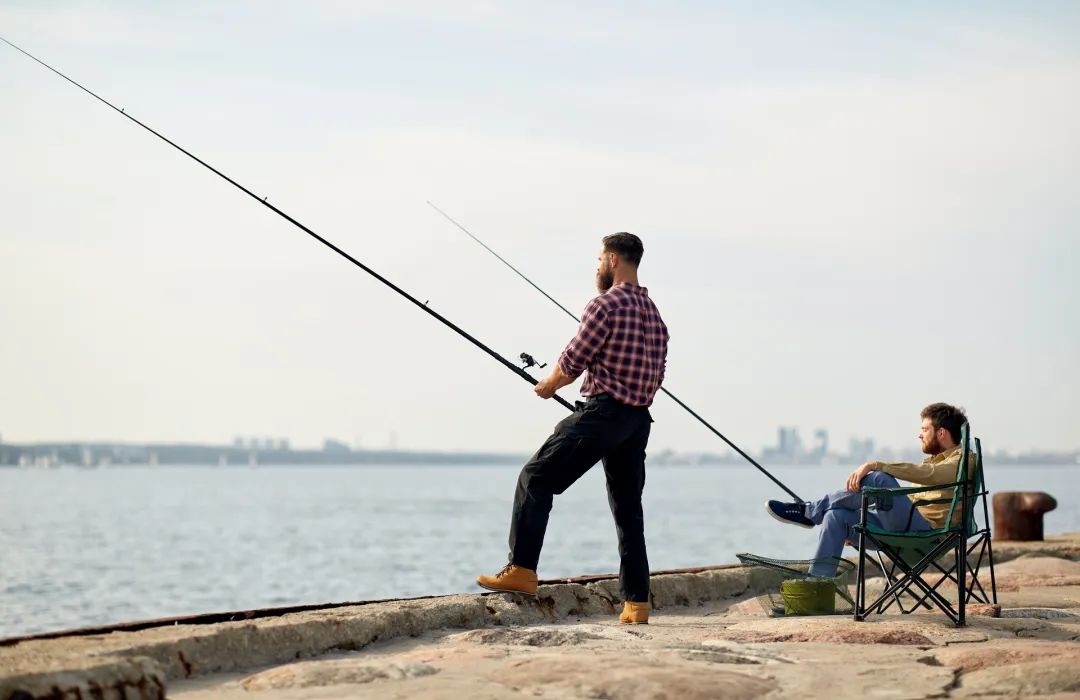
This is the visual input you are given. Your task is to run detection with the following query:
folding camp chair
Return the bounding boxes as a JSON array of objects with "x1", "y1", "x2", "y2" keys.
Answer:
[{"x1": 853, "y1": 423, "x2": 997, "y2": 626}]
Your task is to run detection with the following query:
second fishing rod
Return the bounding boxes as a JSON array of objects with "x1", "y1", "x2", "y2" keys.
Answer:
[{"x1": 427, "y1": 202, "x2": 805, "y2": 504}]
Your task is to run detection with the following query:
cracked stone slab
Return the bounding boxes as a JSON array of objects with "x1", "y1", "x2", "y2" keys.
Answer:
[
  {"x1": 169, "y1": 606, "x2": 1063, "y2": 700},
  {"x1": 450, "y1": 626, "x2": 607, "y2": 647},
  {"x1": 934, "y1": 639, "x2": 1080, "y2": 675},
  {"x1": 752, "y1": 643, "x2": 958, "y2": 700},
  {"x1": 993, "y1": 556, "x2": 1080, "y2": 577},
  {"x1": 685, "y1": 640, "x2": 797, "y2": 665},
  {"x1": 996, "y1": 585, "x2": 1080, "y2": 609},
  {"x1": 487, "y1": 652, "x2": 777, "y2": 700},
  {"x1": 660, "y1": 640, "x2": 797, "y2": 666},
  {"x1": 0, "y1": 656, "x2": 167, "y2": 700},
  {"x1": 991, "y1": 537, "x2": 1080, "y2": 564},
  {"x1": 241, "y1": 659, "x2": 438, "y2": 691},
  {"x1": 953, "y1": 659, "x2": 1080, "y2": 697},
  {"x1": 973, "y1": 616, "x2": 1080, "y2": 643},
  {"x1": 1000, "y1": 607, "x2": 1080, "y2": 620},
  {"x1": 715, "y1": 616, "x2": 993, "y2": 646}
]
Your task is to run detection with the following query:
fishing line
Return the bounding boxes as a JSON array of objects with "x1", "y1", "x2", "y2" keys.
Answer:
[
  {"x1": 427, "y1": 201, "x2": 805, "y2": 503},
  {"x1": 1, "y1": 36, "x2": 575, "y2": 413}
]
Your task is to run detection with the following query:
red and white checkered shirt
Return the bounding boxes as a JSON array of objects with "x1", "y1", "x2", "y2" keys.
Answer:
[{"x1": 558, "y1": 283, "x2": 669, "y2": 407}]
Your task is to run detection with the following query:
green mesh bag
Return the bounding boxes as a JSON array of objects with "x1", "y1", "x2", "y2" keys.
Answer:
[{"x1": 736, "y1": 553, "x2": 857, "y2": 617}]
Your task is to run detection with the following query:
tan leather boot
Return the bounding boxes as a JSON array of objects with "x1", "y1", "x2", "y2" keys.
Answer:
[
  {"x1": 476, "y1": 564, "x2": 538, "y2": 596},
  {"x1": 619, "y1": 601, "x2": 650, "y2": 624}
]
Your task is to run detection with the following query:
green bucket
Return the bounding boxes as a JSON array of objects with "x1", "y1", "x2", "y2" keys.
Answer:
[{"x1": 780, "y1": 578, "x2": 837, "y2": 615}]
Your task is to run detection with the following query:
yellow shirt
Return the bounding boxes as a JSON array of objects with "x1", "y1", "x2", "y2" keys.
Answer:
[{"x1": 879, "y1": 446, "x2": 975, "y2": 528}]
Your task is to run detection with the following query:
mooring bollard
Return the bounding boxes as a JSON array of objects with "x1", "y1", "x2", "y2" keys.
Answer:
[{"x1": 993, "y1": 491, "x2": 1057, "y2": 541}]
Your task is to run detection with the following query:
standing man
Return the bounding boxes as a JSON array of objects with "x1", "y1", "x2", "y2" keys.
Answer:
[{"x1": 477, "y1": 233, "x2": 669, "y2": 625}]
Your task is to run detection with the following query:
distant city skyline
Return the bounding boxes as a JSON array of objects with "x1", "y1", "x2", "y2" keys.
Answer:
[{"x1": 2, "y1": 426, "x2": 1076, "y2": 468}]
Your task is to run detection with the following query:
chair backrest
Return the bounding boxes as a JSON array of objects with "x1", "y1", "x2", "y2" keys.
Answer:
[
  {"x1": 970, "y1": 436, "x2": 989, "y2": 535},
  {"x1": 941, "y1": 423, "x2": 987, "y2": 535}
]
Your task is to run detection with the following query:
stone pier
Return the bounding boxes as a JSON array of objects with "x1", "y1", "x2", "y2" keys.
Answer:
[{"x1": 2, "y1": 533, "x2": 1079, "y2": 699}]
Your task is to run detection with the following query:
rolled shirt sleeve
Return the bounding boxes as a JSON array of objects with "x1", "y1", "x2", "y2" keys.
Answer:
[{"x1": 558, "y1": 298, "x2": 611, "y2": 379}]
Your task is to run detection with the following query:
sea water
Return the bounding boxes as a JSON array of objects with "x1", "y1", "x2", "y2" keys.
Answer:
[{"x1": 1, "y1": 463, "x2": 1076, "y2": 638}]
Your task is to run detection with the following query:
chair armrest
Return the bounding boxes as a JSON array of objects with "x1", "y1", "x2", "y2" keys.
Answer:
[{"x1": 860, "y1": 481, "x2": 964, "y2": 497}]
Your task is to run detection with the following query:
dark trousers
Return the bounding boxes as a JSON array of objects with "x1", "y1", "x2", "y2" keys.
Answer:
[{"x1": 508, "y1": 394, "x2": 653, "y2": 602}]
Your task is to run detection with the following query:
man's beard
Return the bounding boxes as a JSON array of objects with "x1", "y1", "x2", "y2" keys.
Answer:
[
  {"x1": 922, "y1": 435, "x2": 942, "y2": 454},
  {"x1": 596, "y1": 267, "x2": 614, "y2": 293}
]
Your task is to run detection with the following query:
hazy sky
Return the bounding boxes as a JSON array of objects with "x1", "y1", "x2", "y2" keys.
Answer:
[{"x1": 2, "y1": 2, "x2": 1078, "y2": 455}]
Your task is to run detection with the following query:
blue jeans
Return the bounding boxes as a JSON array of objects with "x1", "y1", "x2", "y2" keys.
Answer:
[{"x1": 807, "y1": 471, "x2": 931, "y2": 577}]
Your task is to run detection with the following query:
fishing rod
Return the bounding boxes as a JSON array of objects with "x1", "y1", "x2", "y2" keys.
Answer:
[
  {"x1": 1, "y1": 36, "x2": 575, "y2": 413},
  {"x1": 427, "y1": 201, "x2": 805, "y2": 503}
]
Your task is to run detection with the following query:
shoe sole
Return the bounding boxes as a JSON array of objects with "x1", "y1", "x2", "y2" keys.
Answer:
[
  {"x1": 620, "y1": 620, "x2": 649, "y2": 625},
  {"x1": 765, "y1": 503, "x2": 813, "y2": 529},
  {"x1": 477, "y1": 582, "x2": 538, "y2": 598}
]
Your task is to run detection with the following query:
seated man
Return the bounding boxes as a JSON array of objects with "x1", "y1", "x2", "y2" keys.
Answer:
[{"x1": 766, "y1": 402, "x2": 971, "y2": 577}]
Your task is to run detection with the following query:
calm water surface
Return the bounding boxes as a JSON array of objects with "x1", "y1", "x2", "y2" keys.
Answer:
[{"x1": 2, "y1": 463, "x2": 1077, "y2": 637}]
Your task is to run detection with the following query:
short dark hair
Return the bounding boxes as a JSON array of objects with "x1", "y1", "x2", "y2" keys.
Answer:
[
  {"x1": 602, "y1": 232, "x2": 644, "y2": 266},
  {"x1": 921, "y1": 402, "x2": 968, "y2": 444}
]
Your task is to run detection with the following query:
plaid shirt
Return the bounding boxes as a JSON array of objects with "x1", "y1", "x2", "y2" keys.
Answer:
[{"x1": 558, "y1": 283, "x2": 669, "y2": 407}]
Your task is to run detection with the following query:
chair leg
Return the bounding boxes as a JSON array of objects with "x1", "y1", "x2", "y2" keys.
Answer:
[
  {"x1": 855, "y1": 505, "x2": 869, "y2": 621},
  {"x1": 862, "y1": 535, "x2": 963, "y2": 625},
  {"x1": 957, "y1": 538, "x2": 967, "y2": 627},
  {"x1": 888, "y1": 561, "x2": 960, "y2": 622},
  {"x1": 965, "y1": 537, "x2": 991, "y2": 605},
  {"x1": 855, "y1": 544, "x2": 866, "y2": 621},
  {"x1": 875, "y1": 552, "x2": 905, "y2": 614},
  {"x1": 874, "y1": 551, "x2": 929, "y2": 614}
]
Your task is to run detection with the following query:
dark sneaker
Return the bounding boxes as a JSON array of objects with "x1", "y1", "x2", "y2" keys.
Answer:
[{"x1": 766, "y1": 500, "x2": 814, "y2": 528}]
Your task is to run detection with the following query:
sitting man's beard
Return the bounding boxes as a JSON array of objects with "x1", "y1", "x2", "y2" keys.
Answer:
[{"x1": 596, "y1": 267, "x2": 615, "y2": 293}]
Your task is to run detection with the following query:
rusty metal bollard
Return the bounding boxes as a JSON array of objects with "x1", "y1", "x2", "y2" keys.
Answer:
[{"x1": 993, "y1": 491, "x2": 1057, "y2": 541}]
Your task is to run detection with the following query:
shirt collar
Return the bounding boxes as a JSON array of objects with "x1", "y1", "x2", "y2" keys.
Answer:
[
  {"x1": 610, "y1": 282, "x2": 648, "y2": 295},
  {"x1": 928, "y1": 445, "x2": 962, "y2": 463}
]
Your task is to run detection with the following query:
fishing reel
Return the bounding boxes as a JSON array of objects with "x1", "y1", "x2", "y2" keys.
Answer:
[{"x1": 519, "y1": 353, "x2": 547, "y2": 371}]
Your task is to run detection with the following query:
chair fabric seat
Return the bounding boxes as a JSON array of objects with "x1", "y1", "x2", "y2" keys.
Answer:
[
  {"x1": 859, "y1": 518, "x2": 977, "y2": 539},
  {"x1": 860, "y1": 524, "x2": 953, "y2": 539}
]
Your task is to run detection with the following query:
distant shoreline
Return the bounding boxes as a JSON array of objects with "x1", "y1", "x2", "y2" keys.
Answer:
[
  {"x1": 1, "y1": 441, "x2": 1076, "y2": 468},
  {"x1": 0, "y1": 442, "x2": 520, "y2": 468}
]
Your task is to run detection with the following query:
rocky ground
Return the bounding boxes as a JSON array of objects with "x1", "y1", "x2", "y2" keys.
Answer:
[{"x1": 3, "y1": 535, "x2": 1079, "y2": 699}]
